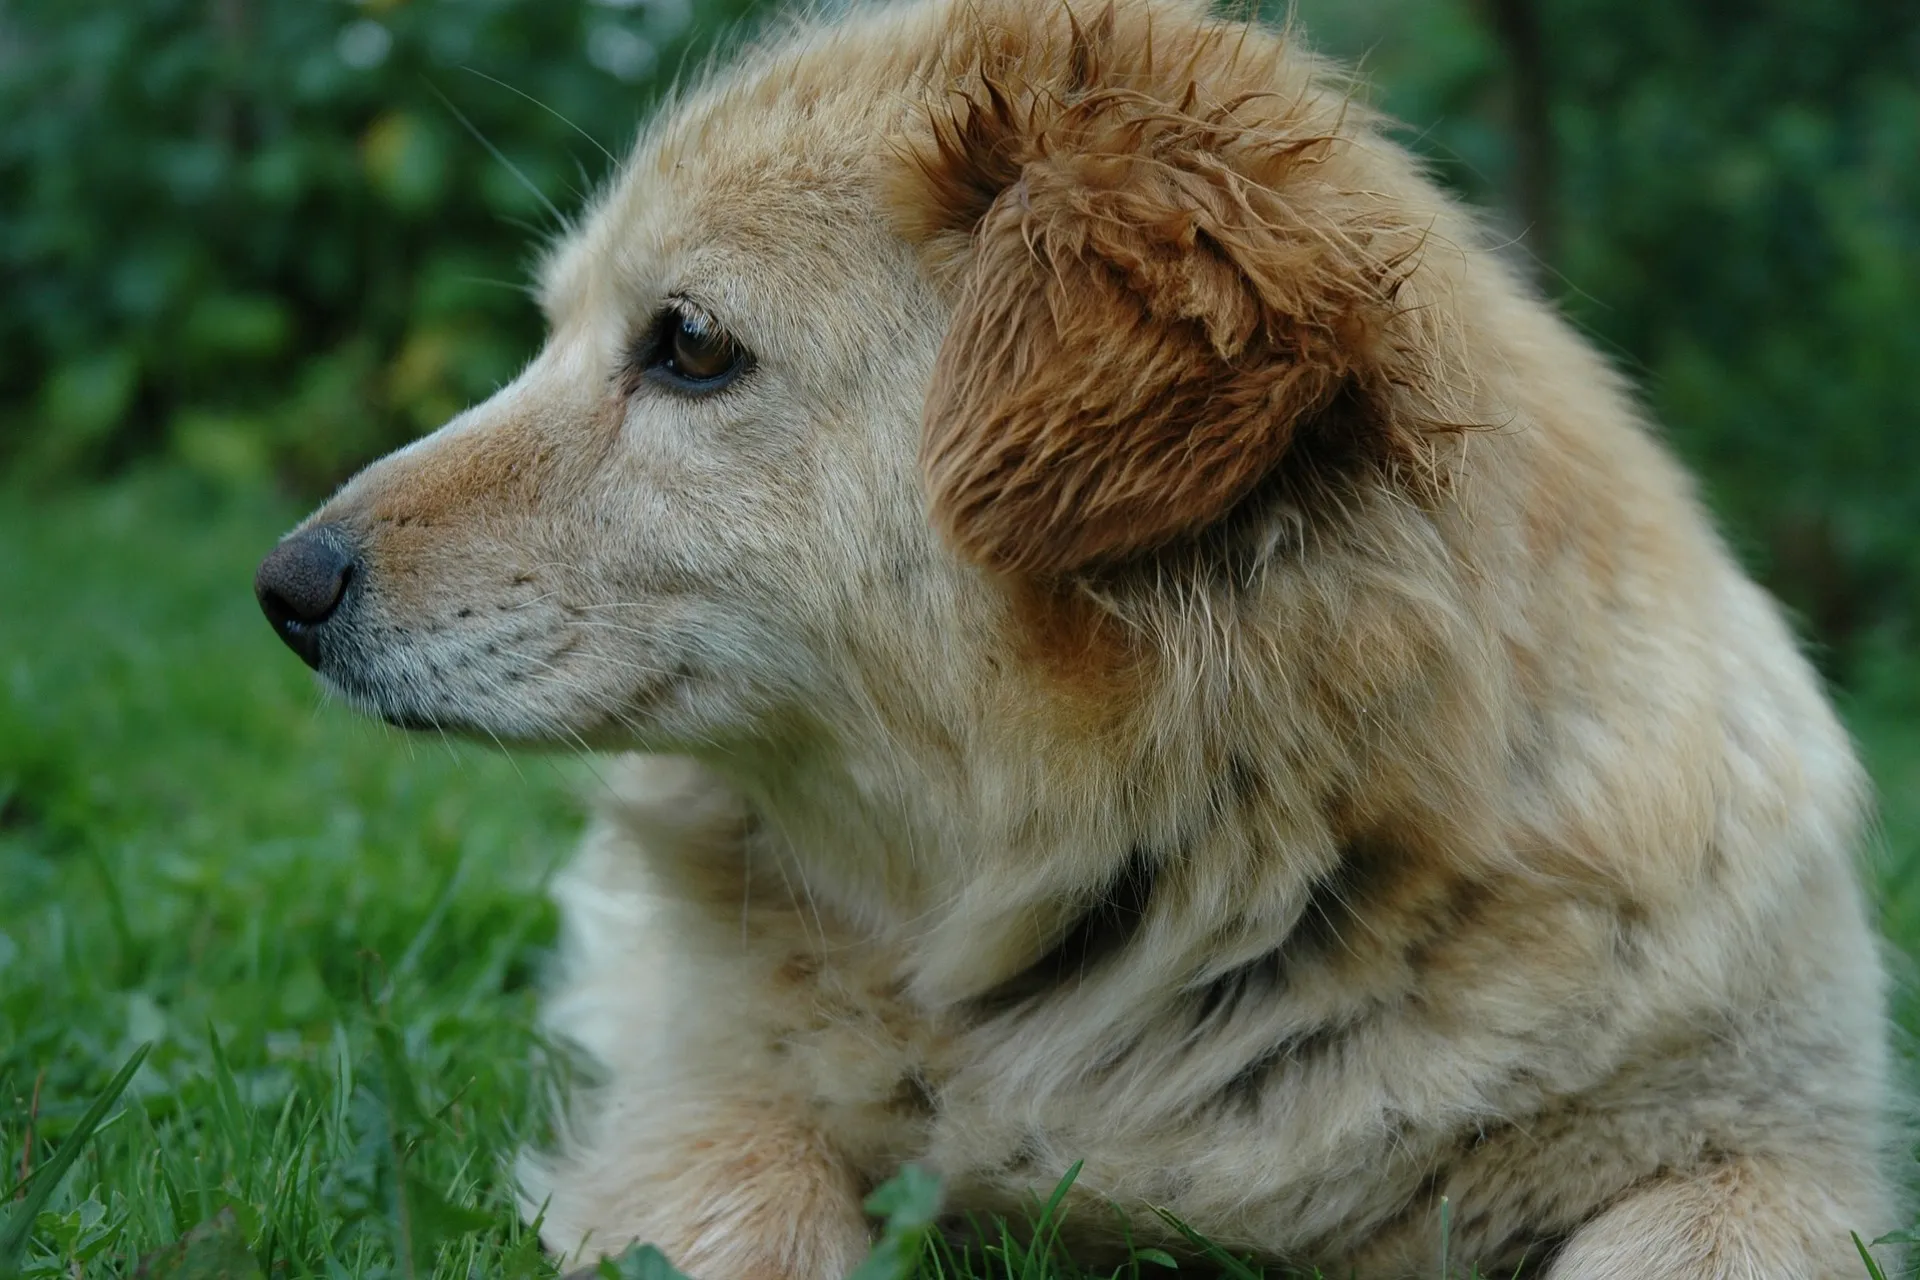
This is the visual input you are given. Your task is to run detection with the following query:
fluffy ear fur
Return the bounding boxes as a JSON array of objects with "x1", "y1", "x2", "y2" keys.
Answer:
[{"x1": 901, "y1": 2, "x2": 1452, "y2": 576}]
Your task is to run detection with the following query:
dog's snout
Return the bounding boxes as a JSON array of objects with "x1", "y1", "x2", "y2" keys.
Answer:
[{"x1": 255, "y1": 524, "x2": 358, "y2": 670}]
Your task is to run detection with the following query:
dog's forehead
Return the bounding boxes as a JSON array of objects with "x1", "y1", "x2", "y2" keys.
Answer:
[{"x1": 538, "y1": 6, "x2": 946, "y2": 328}]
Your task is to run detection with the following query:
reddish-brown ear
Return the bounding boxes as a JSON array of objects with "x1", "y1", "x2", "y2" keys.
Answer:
[{"x1": 907, "y1": 6, "x2": 1440, "y2": 576}]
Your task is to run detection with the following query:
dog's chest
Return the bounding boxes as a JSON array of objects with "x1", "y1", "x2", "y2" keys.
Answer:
[{"x1": 770, "y1": 942, "x2": 1451, "y2": 1261}]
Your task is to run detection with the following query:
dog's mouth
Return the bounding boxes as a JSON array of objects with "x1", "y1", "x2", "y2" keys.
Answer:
[
  {"x1": 320, "y1": 662, "x2": 446, "y2": 734},
  {"x1": 254, "y1": 524, "x2": 660, "y2": 744},
  {"x1": 313, "y1": 632, "x2": 655, "y2": 745},
  {"x1": 299, "y1": 622, "x2": 486, "y2": 736}
]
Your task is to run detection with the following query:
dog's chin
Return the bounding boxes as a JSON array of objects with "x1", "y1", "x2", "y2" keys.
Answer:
[
  {"x1": 373, "y1": 704, "x2": 451, "y2": 734},
  {"x1": 360, "y1": 693, "x2": 629, "y2": 750},
  {"x1": 322, "y1": 674, "x2": 496, "y2": 738},
  {"x1": 316, "y1": 661, "x2": 636, "y2": 749}
]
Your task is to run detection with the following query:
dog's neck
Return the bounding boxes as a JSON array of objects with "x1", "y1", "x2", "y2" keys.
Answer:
[{"x1": 698, "y1": 653, "x2": 1351, "y2": 1012}]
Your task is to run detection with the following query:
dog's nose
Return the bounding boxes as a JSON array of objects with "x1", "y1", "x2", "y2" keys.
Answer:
[{"x1": 255, "y1": 525, "x2": 358, "y2": 670}]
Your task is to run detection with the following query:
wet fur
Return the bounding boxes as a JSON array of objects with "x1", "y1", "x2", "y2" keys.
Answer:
[{"x1": 280, "y1": 0, "x2": 1897, "y2": 1274}]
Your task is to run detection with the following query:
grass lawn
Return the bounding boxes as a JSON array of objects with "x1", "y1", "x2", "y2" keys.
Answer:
[{"x1": 3, "y1": 469, "x2": 1917, "y2": 1278}]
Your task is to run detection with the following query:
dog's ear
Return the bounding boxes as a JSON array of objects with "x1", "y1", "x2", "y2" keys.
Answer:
[{"x1": 902, "y1": 5, "x2": 1451, "y2": 576}]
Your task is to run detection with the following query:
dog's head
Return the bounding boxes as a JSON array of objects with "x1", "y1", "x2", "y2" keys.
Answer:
[{"x1": 256, "y1": 0, "x2": 1471, "y2": 772}]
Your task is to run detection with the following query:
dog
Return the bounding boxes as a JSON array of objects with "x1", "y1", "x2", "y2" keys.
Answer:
[{"x1": 253, "y1": 0, "x2": 1898, "y2": 1274}]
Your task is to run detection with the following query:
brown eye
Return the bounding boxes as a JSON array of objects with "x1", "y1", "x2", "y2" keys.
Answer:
[{"x1": 647, "y1": 303, "x2": 748, "y2": 391}]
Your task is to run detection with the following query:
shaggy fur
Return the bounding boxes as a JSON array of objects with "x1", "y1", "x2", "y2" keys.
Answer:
[{"x1": 264, "y1": 0, "x2": 1897, "y2": 1275}]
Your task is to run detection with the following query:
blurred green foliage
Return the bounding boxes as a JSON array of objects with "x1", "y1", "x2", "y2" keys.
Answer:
[
  {"x1": 1, "y1": 0, "x2": 1915, "y2": 676},
  {"x1": 0, "y1": 0, "x2": 753, "y2": 492},
  {"x1": 1294, "y1": 0, "x2": 1920, "y2": 679}
]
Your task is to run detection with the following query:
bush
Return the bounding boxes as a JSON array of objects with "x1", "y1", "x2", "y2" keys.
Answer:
[
  {"x1": 0, "y1": 0, "x2": 757, "y2": 492},
  {"x1": 1295, "y1": 0, "x2": 1920, "y2": 677}
]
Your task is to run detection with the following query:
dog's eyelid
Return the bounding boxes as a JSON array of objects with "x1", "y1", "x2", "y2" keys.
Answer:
[{"x1": 668, "y1": 295, "x2": 719, "y2": 331}]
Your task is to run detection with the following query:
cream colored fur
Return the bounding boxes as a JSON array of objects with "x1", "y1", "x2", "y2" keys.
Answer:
[{"x1": 279, "y1": 0, "x2": 1898, "y2": 1274}]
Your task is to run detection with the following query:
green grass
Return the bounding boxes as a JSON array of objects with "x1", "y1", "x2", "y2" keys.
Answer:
[
  {"x1": 2, "y1": 470, "x2": 1915, "y2": 1277},
  {"x1": 0, "y1": 471, "x2": 583, "y2": 1276}
]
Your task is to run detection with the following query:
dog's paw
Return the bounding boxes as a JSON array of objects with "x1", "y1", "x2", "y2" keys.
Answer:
[
  {"x1": 557, "y1": 1226, "x2": 870, "y2": 1280},
  {"x1": 526, "y1": 1101, "x2": 873, "y2": 1280}
]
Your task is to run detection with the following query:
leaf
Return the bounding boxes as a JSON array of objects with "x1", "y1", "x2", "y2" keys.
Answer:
[
  {"x1": 583, "y1": 1242, "x2": 695, "y2": 1279},
  {"x1": 399, "y1": 1168, "x2": 495, "y2": 1275},
  {"x1": 846, "y1": 1166, "x2": 946, "y2": 1280},
  {"x1": 131, "y1": 1207, "x2": 265, "y2": 1280},
  {"x1": 862, "y1": 1164, "x2": 943, "y2": 1232},
  {"x1": 0, "y1": 1042, "x2": 149, "y2": 1274}
]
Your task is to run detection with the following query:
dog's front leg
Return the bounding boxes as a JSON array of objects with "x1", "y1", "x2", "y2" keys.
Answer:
[
  {"x1": 521, "y1": 757, "x2": 875, "y2": 1280},
  {"x1": 1544, "y1": 1152, "x2": 1892, "y2": 1280},
  {"x1": 534, "y1": 1086, "x2": 871, "y2": 1280}
]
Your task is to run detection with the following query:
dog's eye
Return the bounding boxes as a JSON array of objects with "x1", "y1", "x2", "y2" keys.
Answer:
[{"x1": 644, "y1": 303, "x2": 748, "y2": 392}]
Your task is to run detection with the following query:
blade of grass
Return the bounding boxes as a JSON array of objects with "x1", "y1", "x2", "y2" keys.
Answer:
[
  {"x1": 0, "y1": 1042, "x2": 151, "y2": 1272},
  {"x1": 1149, "y1": 1206, "x2": 1264, "y2": 1280},
  {"x1": 1022, "y1": 1162, "x2": 1083, "y2": 1280},
  {"x1": 1853, "y1": 1231, "x2": 1889, "y2": 1280}
]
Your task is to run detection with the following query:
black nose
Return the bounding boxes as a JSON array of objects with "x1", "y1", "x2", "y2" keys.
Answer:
[{"x1": 255, "y1": 525, "x2": 357, "y2": 670}]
